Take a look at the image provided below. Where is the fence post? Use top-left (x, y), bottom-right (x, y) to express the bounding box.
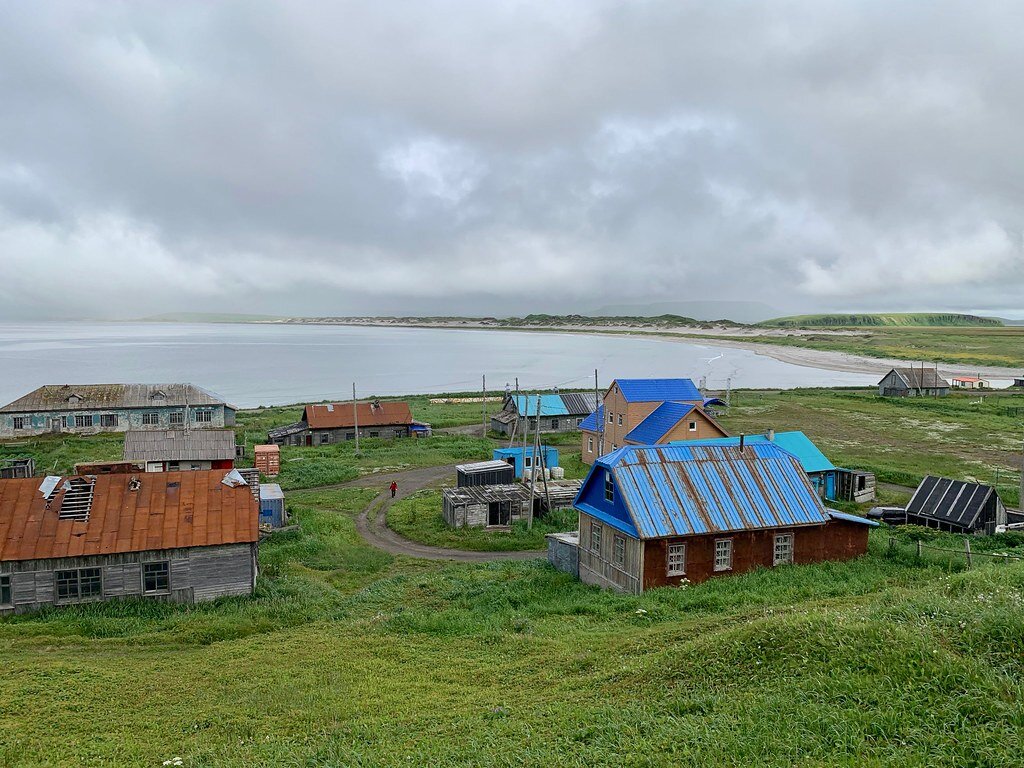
top-left (964, 537), bottom-right (972, 568)
top-left (916, 540), bottom-right (922, 559)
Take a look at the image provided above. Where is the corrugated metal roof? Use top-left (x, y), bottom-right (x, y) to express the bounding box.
top-left (0, 384), bottom-right (231, 413)
top-left (513, 395), bottom-right (569, 417)
top-left (304, 401), bottom-right (413, 429)
top-left (559, 392), bottom-right (598, 416)
top-left (614, 378), bottom-right (702, 403)
top-left (906, 476), bottom-right (996, 528)
top-left (0, 470), bottom-right (259, 562)
top-left (828, 509), bottom-right (880, 527)
top-left (625, 402), bottom-right (696, 444)
top-left (592, 444), bottom-right (831, 539)
top-left (456, 460), bottom-right (513, 473)
top-left (259, 483), bottom-right (284, 501)
top-left (674, 431), bottom-right (836, 474)
top-left (579, 406), bottom-right (604, 432)
top-left (888, 368), bottom-right (950, 389)
top-left (123, 429), bottom-right (237, 462)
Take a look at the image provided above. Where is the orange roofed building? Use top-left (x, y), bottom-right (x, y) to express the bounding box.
top-left (267, 399), bottom-right (426, 446)
top-left (0, 469), bottom-right (259, 613)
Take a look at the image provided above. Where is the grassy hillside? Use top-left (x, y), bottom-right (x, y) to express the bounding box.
top-left (760, 312), bottom-right (1003, 328)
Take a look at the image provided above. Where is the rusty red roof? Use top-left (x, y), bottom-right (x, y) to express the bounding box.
top-left (303, 401), bottom-right (413, 430)
top-left (0, 470), bottom-right (259, 562)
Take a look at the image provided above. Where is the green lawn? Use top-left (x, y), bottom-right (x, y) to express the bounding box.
top-left (2, 486), bottom-right (1024, 765)
top-left (718, 389), bottom-right (1024, 507)
top-left (388, 489), bottom-right (577, 551)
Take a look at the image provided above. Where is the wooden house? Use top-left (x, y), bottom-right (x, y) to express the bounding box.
top-left (579, 378), bottom-right (727, 465)
top-left (123, 429), bottom-right (237, 472)
top-left (905, 476), bottom-right (1006, 535)
top-left (0, 384), bottom-right (235, 438)
top-left (877, 368), bottom-right (950, 397)
top-left (442, 484), bottom-right (532, 529)
top-left (268, 400), bottom-right (417, 446)
top-left (0, 469), bottom-right (259, 613)
top-left (951, 376), bottom-right (990, 390)
top-left (571, 444), bottom-right (877, 593)
top-left (490, 393), bottom-right (598, 436)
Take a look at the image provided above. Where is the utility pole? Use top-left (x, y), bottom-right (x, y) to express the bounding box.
top-left (1019, 438), bottom-right (1024, 514)
top-left (352, 383), bottom-right (359, 454)
top-left (726, 377), bottom-right (732, 409)
top-left (482, 374), bottom-right (487, 436)
top-left (595, 369), bottom-right (603, 455)
top-left (508, 377), bottom-right (520, 449)
top-left (527, 394), bottom-right (541, 530)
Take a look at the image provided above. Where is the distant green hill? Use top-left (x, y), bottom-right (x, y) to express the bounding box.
top-left (759, 313), bottom-right (1003, 328)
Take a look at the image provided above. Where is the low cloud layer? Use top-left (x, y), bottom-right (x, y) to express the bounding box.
top-left (1, 1), bottom-right (1022, 320)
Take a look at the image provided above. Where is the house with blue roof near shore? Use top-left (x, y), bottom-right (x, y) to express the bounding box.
top-left (579, 378), bottom-right (728, 465)
top-left (490, 392), bottom-right (598, 437)
top-left (674, 430), bottom-right (876, 503)
top-left (567, 443), bottom-right (878, 593)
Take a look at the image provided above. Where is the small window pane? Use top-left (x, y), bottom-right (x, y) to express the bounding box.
top-left (590, 523), bottom-right (602, 552)
top-left (143, 561), bottom-right (170, 594)
top-left (169, 411), bottom-right (184, 425)
top-left (773, 534), bottom-right (794, 566)
top-left (667, 544), bottom-right (687, 576)
top-left (74, 415), bottom-right (93, 428)
top-left (142, 412), bottom-right (159, 425)
top-left (613, 535), bottom-right (625, 566)
top-left (604, 473), bottom-right (614, 502)
top-left (56, 569), bottom-right (79, 601)
top-left (714, 539), bottom-right (733, 572)
top-left (194, 410), bottom-right (213, 423)
top-left (12, 417), bottom-right (26, 430)
top-left (79, 568), bottom-right (102, 598)
top-left (0, 575), bottom-right (11, 606)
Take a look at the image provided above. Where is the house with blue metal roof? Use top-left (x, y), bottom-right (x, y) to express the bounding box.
top-left (570, 444), bottom-right (877, 593)
top-left (673, 431), bottom-right (876, 503)
top-left (579, 377), bottom-right (726, 466)
top-left (490, 392), bottom-right (598, 436)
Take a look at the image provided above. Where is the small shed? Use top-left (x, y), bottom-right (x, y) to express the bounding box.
top-left (546, 531), bottom-right (579, 577)
top-left (456, 460), bottom-right (516, 488)
top-left (259, 483), bottom-right (286, 528)
top-left (905, 476), bottom-right (1006, 535)
top-left (254, 444), bottom-right (280, 476)
top-left (1013, 376), bottom-right (1024, 388)
top-left (442, 484), bottom-right (532, 528)
top-left (951, 376), bottom-right (990, 389)
top-left (492, 446), bottom-right (559, 479)
top-left (0, 458), bottom-right (35, 479)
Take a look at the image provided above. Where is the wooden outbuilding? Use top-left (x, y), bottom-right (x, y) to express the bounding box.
top-left (254, 444), bottom-right (281, 476)
top-left (905, 476), bottom-right (1007, 535)
top-left (442, 484), bottom-right (532, 529)
top-left (0, 469), bottom-right (259, 613)
top-left (490, 393), bottom-right (598, 436)
top-left (878, 368), bottom-right (950, 397)
top-left (123, 428), bottom-right (237, 472)
top-left (570, 444), bottom-right (877, 593)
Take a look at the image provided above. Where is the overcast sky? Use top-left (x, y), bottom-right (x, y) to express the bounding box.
top-left (1, 1), bottom-right (1022, 321)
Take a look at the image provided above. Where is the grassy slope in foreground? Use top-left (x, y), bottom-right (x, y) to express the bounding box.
top-left (3, 484), bottom-right (1024, 765)
top-left (759, 312), bottom-right (1003, 328)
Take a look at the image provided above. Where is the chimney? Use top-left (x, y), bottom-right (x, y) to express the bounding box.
top-left (766, 429), bottom-right (775, 442)
top-left (739, 433), bottom-right (745, 452)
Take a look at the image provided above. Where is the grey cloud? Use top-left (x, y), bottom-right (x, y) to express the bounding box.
top-left (0, 1), bottom-right (1022, 320)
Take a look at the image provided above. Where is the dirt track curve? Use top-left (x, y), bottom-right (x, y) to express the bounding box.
top-left (343, 464), bottom-right (545, 562)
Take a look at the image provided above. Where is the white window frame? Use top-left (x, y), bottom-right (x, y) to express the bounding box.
top-left (773, 533), bottom-right (794, 566)
top-left (587, 436), bottom-right (594, 453)
top-left (194, 409), bottom-right (213, 424)
top-left (590, 522), bottom-right (602, 552)
top-left (99, 413), bottom-right (118, 427)
top-left (613, 535), bottom-right (625, 566)
top-left (74, 414), bottom-right (93, 428)
top-left (12, 416), bottom-right (26, 430)
top-left (169, 411), bottom-right (185, 425)
top-left (604, 472), bottom-right (614, 502)
top-left (688, 421), bottom-right (697, 432)
top-left (608, 412), bottom-right (614, 424)
top-left (667, 543), bottom-right (687, 576)
top-left (714, 538), bottom-right (733, 572)
top-left (617, 414), bottom-right (623, 426)
top-left (524, 455), bottom-right (532, 468)
top-left (142, 412), bottom-right (160, 426)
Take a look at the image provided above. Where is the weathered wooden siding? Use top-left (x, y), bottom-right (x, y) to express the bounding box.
top-left (279, 425), bottom-right (411, 445)
top-left (442, 494), bottom-right (530, 528)
top-left (577, 512), bottom-right (643, 594)
top-left (0, 543), bottom-right (256, 614)
top-left (0, 405), bottom-right (233, 438)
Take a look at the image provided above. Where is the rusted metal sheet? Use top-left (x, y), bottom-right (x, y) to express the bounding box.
top-left (612, 444), bottom-right (831, 538)
top-left (303, 401), bottom-right (413, 429)
top-left (0, 470), bottom-right (258, 562)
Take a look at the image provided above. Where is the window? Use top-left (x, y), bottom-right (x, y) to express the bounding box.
top-left (524, 455), bottom-right (532, 468)
top-left (576, 418), bottom-right (583, 427)
top-left (613, 535), bottom-right (625, 566)
top-left (142, 561), bottom-right (170, 594)
top-left (0, 575), bottom-right (11, 606)
top-left (773, 533), bottom-right (794, 566)
top-left (194, 409), bottom-right (213, 423)
top-left (142, 412), bottom-right (159, 426)
top-left (12, 417), bottom-right (26, 430)
top-left (345, 432), bottom-right (355, 440)
top-left (611, 443), bottom-right (617, 451)
top-left (587, 437), bottom-right (594, 453)
top-left (688, 421), bottom-right (697, 432)
top-left (551, 419), bottom-right (559, 429)
top-left (617, 414), bottom-right (623, 426)
top-left (590, 522), bottom-right (602, 552)
top-left (369, 431), bottom-right (380, 438)
top-left (604, 472), bottom-right (614, 502)
top-left (99, 414), bottom-right (117, 427)
top-left (55, 568), bottom-right (102, 602)
top-left (168, 462), bottom-right (180, 471)
top-left (608, 412), bottom-right (614, 424)
top-left (61, 416), bottom-right (68, 429)
top-left (319, 433), bottom-right (330, 445)
top-left (714, 539), bottom-right (733, 572)
top-left (74, 414), bottom-right (93, 428)
top-left (667, 543), bottom-right (687, 576)
top-left (169, 411), bottom-right (184, 426)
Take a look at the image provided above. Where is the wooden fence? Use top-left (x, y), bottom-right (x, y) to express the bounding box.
top-left (889, 536), bottom-right (1024, 569)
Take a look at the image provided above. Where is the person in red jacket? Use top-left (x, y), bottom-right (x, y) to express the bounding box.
top-left (389, 481), bottom-right (398, 498)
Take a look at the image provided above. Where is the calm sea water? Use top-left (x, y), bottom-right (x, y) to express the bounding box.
top-left (0, 322), bottom-right (877, 408)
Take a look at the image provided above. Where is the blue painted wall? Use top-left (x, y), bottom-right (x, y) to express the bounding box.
top-left (492, 446), bottom-right (560, 478)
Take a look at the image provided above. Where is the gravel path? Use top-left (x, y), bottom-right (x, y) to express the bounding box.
top-left (345, 464), bottom-right (545, 562)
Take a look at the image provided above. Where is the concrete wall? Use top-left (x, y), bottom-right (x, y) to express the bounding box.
top-left (0, 543), bottom-right (257, 614)
top-left (0, 405), bottom-right (233, 438)
top-left (546, 533), bottom-right (579, 577)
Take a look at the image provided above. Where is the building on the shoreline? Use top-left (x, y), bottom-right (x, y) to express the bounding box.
top-left (1013, 376), bottom-right (1024, 388)
top-left (490, 392), bottom-right (598, 436)
top-left (579, 378), bottom-right (727, 465)
top-left (564, 444), bottom-right (877, 593)
top-left (904, 476), bottom-right (1007, 535)
top-left (123, 429), bottom-right (238, 472)
top-left (951, 376), bottom-right (990, 390)
top-left (877, 368), bottom-right (950, 397)
top-left (0, 469), bottom-right (259, 614)
top-left (673, 430), bottom-right (875, 503)
top-left (267, 400), bottom-right (420, 445)
top-left (0, 384), bottom-right (235, 438)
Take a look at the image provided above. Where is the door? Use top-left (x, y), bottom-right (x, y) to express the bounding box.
top-left (305, 434), bottom-right (313, 446)
top-left (488, 501), bottom-right (511, 526)
top-left (825, 472), bottom-right (836, 501)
